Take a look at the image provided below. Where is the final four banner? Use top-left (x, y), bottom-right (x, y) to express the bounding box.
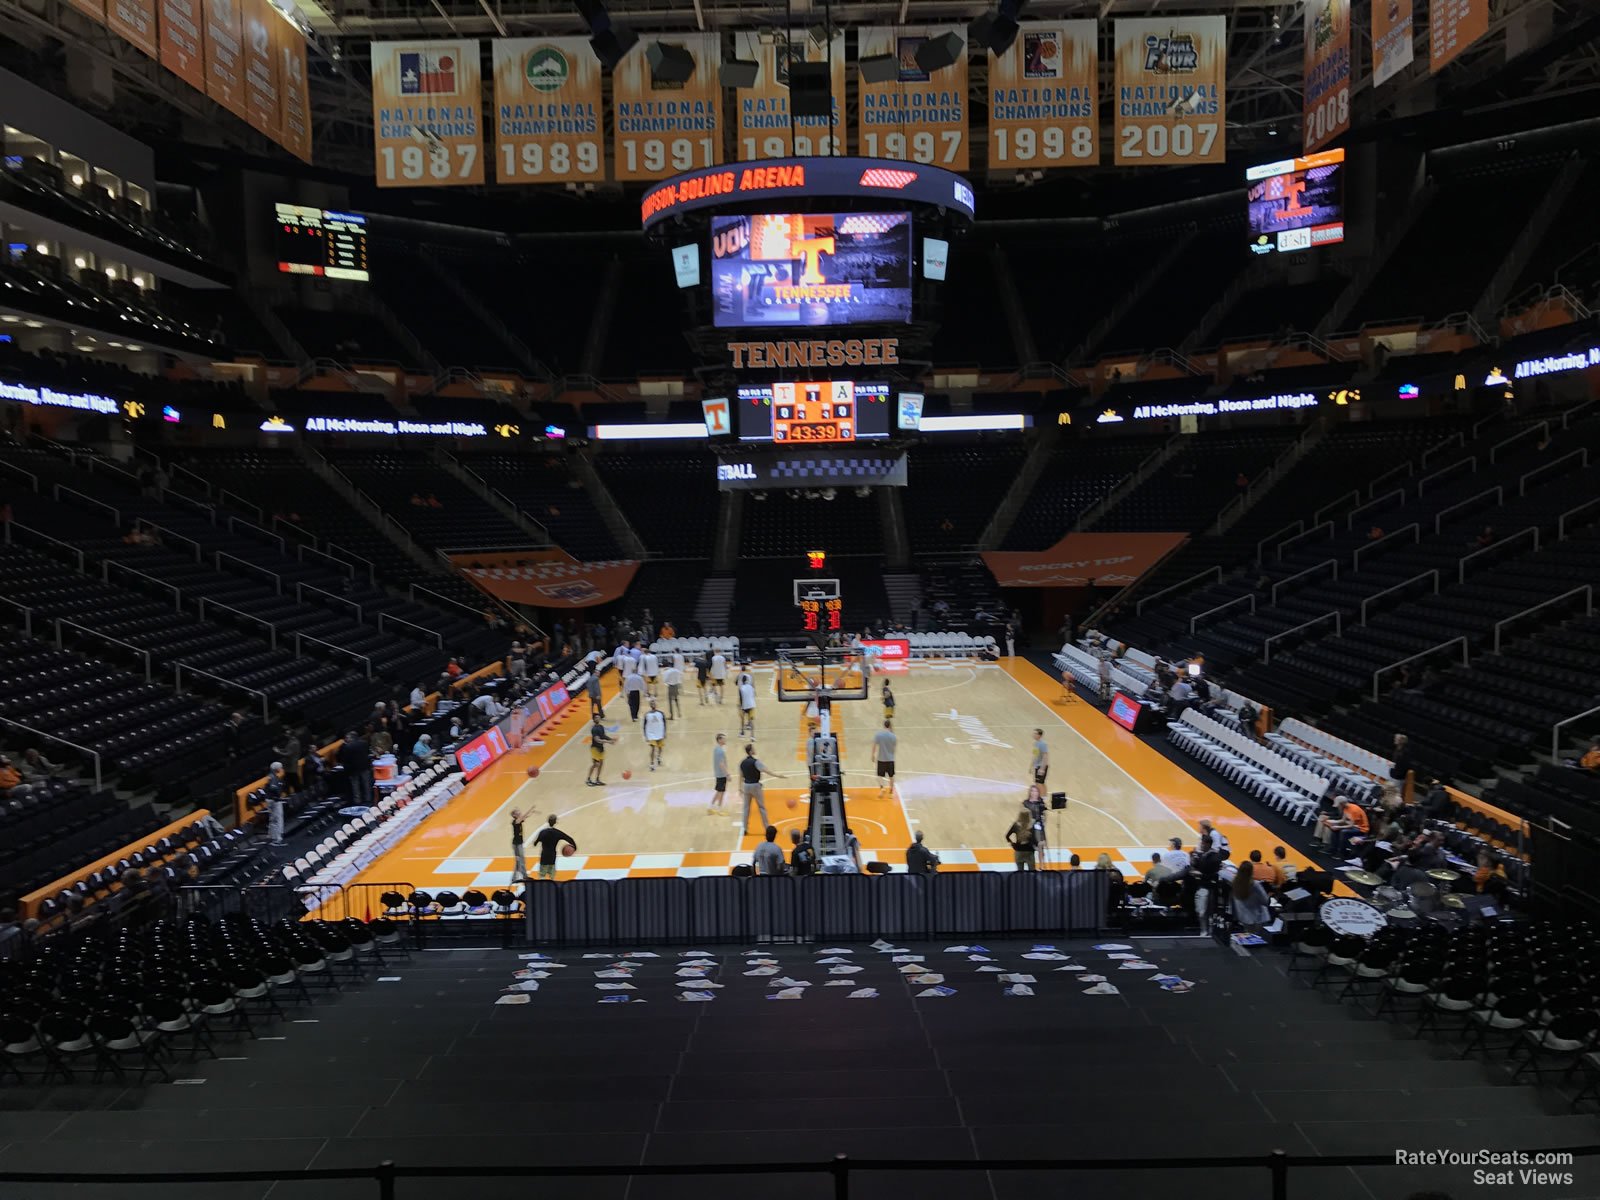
top-left (1112, 17), bottom-right (1227, 167)
top-left (855, 26), bottom-right (969, 171)
top-left (492, 37), bottom-right (604, 184)
top-left (371, 39), bottom-right (485, 187)
top-left (612, 32), bottom-right (722, 182)
top-left (1302, 0), bottom-right (1350, 152)
top-left (987, 21), bottom-right (1098, 171)
top-left (731, 31), bottom-right (846, 161)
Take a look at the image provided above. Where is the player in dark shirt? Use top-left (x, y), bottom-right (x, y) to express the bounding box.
top-left (532, 814), bottom-right (575, 881)
top-left (510, 809), bottom-right (529, 883)
top-left (586, 717), bottom-right (616, 787)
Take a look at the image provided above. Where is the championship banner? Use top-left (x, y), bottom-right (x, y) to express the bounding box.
top-left (987, 20), bottom-right (1098, 170)
top-left (450, 549), bottom-right (641, 608)
top-left (1430, 0), bottom-right (1489, 73)
top-left (982, 532), bottom-right (1189, 588)
top-left (204, 0), bottom-right (247, 119)
top-left (856, 26), bottom-right (969, 170)
top-left (158, 0), bottom-right (205, 89)
top-left (278, 16), bottom-right (312, 161)
top-left (371, 39), bottom-right (485, 187)
top-left (491, 37), bottom-right (604, 184)
top-left (1372, 0), bottom-right (1414, 87)
top-left (1112, 17), bottom-right (1226, 166)
top-left (732, 31), bottom-right (846, 161)
top-left (107, 0), bottom-right (158, 59)
top-left (612, 32), bottom-right (722, 181)
top-left (241, 0), bottom-right (280, 140)
top-left (1302, 0), bottom-right (1350, 152)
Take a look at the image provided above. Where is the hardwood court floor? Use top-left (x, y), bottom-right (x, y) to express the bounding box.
top-left (342, 658), bottom-right (1305, 895)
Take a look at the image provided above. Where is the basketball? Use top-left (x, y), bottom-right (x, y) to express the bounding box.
top-left (622, 769), bottom-right (632, 780)
top-left (786, 795), bottom-right (798, 810)
top-left (526, 766), bottom-right (540, 778)
top-left (560, 843), bottom-right (574, 857)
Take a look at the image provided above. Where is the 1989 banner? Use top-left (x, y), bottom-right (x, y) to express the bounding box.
top-left (492, 37), bottom-right (603, 183)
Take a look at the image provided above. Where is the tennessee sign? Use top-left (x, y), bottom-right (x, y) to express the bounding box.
top-left (726, 338), bottom-right (900, 369)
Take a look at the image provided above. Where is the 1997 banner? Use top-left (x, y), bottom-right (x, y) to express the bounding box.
top-left (855, 25), bottom-right (969, 170)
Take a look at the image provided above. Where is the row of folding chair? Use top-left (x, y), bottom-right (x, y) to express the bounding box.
top-left (1168, 710), bottom-right (1328, 824)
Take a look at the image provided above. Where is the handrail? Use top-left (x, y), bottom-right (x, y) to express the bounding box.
top-left (56, 618), bottom-right (152, 683)
top-left (412, 582), bottom-right (490, 621)
top-left (174, 662), bottom-right (270, 721)
top-left (1552, 704), bottom-right (1600, 762)
top-left (1275, 520), bottom-right (1333, 562)
top-left (0, 458), bottom-right (39, 491)
top-left (1488, 420), bottom-right (1548, 464)
top-left (168, 461), bottom-right (213, 498)
top-left (1345, 487), bottom-right (1405, 532)
top-left (1366, 459), bottom-right (1414, 496)
top-left (1418, 431), bottom-right (1465, 469)
top-left (215, 550), bottom-right (283, 595)
top-left (1188, 594), bottom-right (1254, 634)
top-left (1519, 447), bottom-right (1588, 496)
top-left (137, 520), bottom-right (202, 562)
top-left (383, 511), bottom-right (416, 546)
top-left (4, 520), bottom-right (85, 570)
top-left (1558, 496), bottom-right (1600, 541)
top-left (1352, 523), bottom-right (1419, 569)
top-left (378, 611), bottom-right (444, 648)
top-left (219, 489), bottom-right (263, 521)
top-left (103, 559), bottom-right (182, 611)
top-left (1253, 520), bottom-right (1303, 565)
top-left (1433, 484), bottom-right (1505, 534)
top-left (273, 516), bottom-right (317, 547)
top-left (294, 631), bottom-right (373, 679)
top-left (161, 487), bottom-right (215, 521)
top-left (84, 454), bottom-right (140, 487)
top-left (1559, 395), bottom-right (1598, 429)
top-left (0, 594), bottom-right (34, 637)
top-left (1470, 410), bottom-right (1502, 439)
top-left (295, 581), bottom-right (363, 620)
top-left (1372, 636), bottom-right (1469, 701)
top-left (325, 542), bottom-right (377, 583)
top-left (1270, 558), bottom-right (1338, 606)
top-left (1360, 569), bottom-right (1440, 625)
top-left (0, 717), bottom-right (100, 790)
top-left (1262, 610), bottom-right (1341, 664)
top-left (1494, 585), bottom-right (1593, 654)
top-left (1312, 491), bottom-right (1359, 525)
top-left (1416, 456), bottom-right (1475, 495)
top-left (197, 598), bottom-right (278, 649)
top-left (50, 483), bottom-right (119, 526)
top-left (226, 515), bottom-right (285, 554)
top-left (1459, 526), bottom-right (1538, 583)
top-left (1134, 566), bottom-right (1222, 615)
top-left (297, 543), bottom-right (355, 578)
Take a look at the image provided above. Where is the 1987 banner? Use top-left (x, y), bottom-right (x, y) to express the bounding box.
top-left (492, 37), bottom-right (603, 183)
top-left (987, 20), bottom-right (1098, 170)
top-left (371, 39), bottom-right (485, 187)
top-left (612, 32), bottom-right (722, 181)
top-left (855, 25), bottom-right (969, 170)
top-left (1113, 17), bottom-right (1226, 166)
top-left (732, 31), bottom-right (846, 161)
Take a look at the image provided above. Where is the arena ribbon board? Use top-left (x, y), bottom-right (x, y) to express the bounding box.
top-left (986, 21), bottom-right (1099, 171)
top-left (1112, 17), bottom-right (1227, 167)
top-left (204, 0), bottom-right (248, 119)
top-left (732, 31), bottom-right (846, 161)
top-left (242, 0), bottom-right (281, 142)
top-left (492, 37), bottom-right (604, 184)
top-left (1429, 0), bottom-right (1488, 74)
top-left (278, 16), bottom-right (312, 162)
top-left (449, 549), bottom-right (641, 608)
top-left (1371, 0), bottom-right (1414, 87)
top-left (612, 32), bottom-right (723, 182)
top-left (981, 531), bottom-right (1189, 588)
top-left (158, 0), bottom-right (206, 90)
top-left (1302, 0), bottom-right (1350, 152)
top-left (855, 25), bottom-right (970, 171)
top-left (371, 39), bottom-right (486, 187)
top-left (107, 0), bottom-right (158, 59)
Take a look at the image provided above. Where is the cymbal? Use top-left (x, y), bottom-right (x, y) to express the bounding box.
top-left (1426, 869), bottom-right (1461, 882)
top-left (1346, 869), bottom-right (1383, 886)
top-left (1442, 893), bottom-right (1466, 908)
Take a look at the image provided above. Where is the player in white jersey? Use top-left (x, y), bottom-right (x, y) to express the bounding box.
top-left (642, 699), bottom-right (667, 770)
top-left (662, 662), bottom-right (684, 718)
top-left (640, 649), bottom-right (660, 698)
top-left (709, 651), bottom-right (728, 704)
top-left (737, 675), bottom-right (758, 737)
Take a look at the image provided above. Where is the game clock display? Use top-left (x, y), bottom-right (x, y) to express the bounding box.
top-left (737, 381), bottom-right (891, 443)
top-left (801, 596), bottom-right (843, 633)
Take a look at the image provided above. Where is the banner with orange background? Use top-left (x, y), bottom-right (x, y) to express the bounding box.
top-left (449, 548), bottom-right (640, 608)
top-left (982, 531), bottom-right (1189, 588)
top-left (987, 20), bottom-right (1098, 171)
top-left (1430, 0), bottom-right (1489, 73)
top-left (241, 0), bottom-right (280, 140)
top-left (1302, 0), bottom-right (1350, 152)
top-left (277, 12), bottom-right (312, 161)
top-left (1112, 17), bottom-right (1226, 166)
top-left (492, 37), bottom-right (604, 184)
top-left (107, 0), bottom-right (158, 58)
top-left (371, 39), bottom-right (486, 188)
top-left (732, 30), bottom-right (846, 162)
top-left (204, 0), bottom-right (247, 118)
top-left (612, 32), bottom-right (722, 182)
top-left (158, 0), bottom-right (205, 88)
top-left (1372, 0), bottom-right (1414, 87)
top-left (855, 25), bottom-right (969, 171)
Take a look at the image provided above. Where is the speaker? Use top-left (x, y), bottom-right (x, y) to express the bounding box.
top-left (589, 27), bottom-right (637, 69)
top-left (913, 30), bottom-right (965, 73)
top-left (720, 58), bottom-right (760, 88)
top-left (1049, 792), bottom-right (1068, 811)
top-left (787, 60), bottom-right (831, 118)
top-left (858, 53), bottom-right (897, 84)
top-left (969, 12), bottom-right (1020, 54)
top-left (646, 41), bottom-right (695, 85)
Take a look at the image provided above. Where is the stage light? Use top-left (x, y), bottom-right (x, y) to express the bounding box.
top-left (788, 61), bottom-right (831, 118)
top-left (646, 41), bottom-right (695, 86)
top-left (576, 0), bottom-right (637, 69)
top-left (721, 58), bottom-right (759, 88)
top-left (914, 31), bottom-right (965, 74)
top-left (858, 53), bottom-right (897, 83)
top-left (970, 0), bottom-right (1028, 55)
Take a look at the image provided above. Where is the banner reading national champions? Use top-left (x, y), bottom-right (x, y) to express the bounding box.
top-left (732, 31), bottom-right (847, 161)
top-left (612, 31), bottom-right (724, 182)
top-left (371, 39), bottom-right (486, 187)
top-left (855, 25), bottom-right (970, 171)
top-left (987, 21), bottom-right (1099, 169)
top-left (1302, 0), bottom-right (1350, 153)
top-left (1112, 16), bottom-right (1227, 166)
top-left (492, 37), bottom-right (604, 183)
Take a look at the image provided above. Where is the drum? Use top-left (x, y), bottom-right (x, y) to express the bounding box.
top-left (1319, 897), bottom-right (1388, 937)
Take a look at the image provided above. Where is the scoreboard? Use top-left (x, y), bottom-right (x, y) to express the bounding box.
top-left (800, 595), bottom-right (843, 633)
top-left (275, 204), bottom-right (370, 281)
top-left (737, 381), bottom-right (891, 443)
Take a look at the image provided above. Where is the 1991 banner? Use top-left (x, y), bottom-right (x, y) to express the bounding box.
top-left (1113, 17), bottom-right (1227, 166)
top-left (612, 32), bottom-right (722, 181)
top-left (987, 20), bottom-right (1098, 170)
top-left (492, 37), bottom-right (603, 183)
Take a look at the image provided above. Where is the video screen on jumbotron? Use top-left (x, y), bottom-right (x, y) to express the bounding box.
top-left (736, 381), bottom-right (892, 443)
top-left (711, 212), bottom-right (913, 328)
top-left (1245, 148), bottom-right (1346, 256)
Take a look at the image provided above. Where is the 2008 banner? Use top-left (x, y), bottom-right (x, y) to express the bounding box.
top-left (612, 32), bottom-right (723, 181)
top-left (1112, 16), bottom-right (1226, 166)
top-left (731, 30), bottom-right (846, 161)
top-left (371, 39), bottom-right (485, 187)
top-left (492, 37), bottom-right (604, 183)
top-left (1302, 0), bottom-right (1350, 152)
top-left (987, 20), bottom-right (1098, 170)
top-left (855, 25), bottom-right (969, 170)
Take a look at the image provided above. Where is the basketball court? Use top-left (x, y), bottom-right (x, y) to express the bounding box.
top-left (337, 651), bottom-right (1296, 896)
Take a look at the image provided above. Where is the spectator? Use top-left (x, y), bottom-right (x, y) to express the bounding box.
top-left (263, 761), bottom-right (287, 846)
top-left (1231, 861), bottom-right (1271, 932)
top-left (409, 683), bottom-right (428, 709)
top-left (411, 733), bottom-right (435, 762)
top-left (1144, 852), bottom-right (1178, 888)
top-left (370, 720), bottom-right (394, 758)
top-left (273, 726), bottom-right (303, 788)
top-left (1473, 849), bottom-right (1507, 897)
top-left (1475, 524), bottom-right (1495, 548)
top-left (1390, 734), bottom-right (1413, 785)
top-left (18, 748), bottom-right (60, 781)
top-left (1162, 837), bottom-right (1190, 875)
top-left (1273, 844), bottom-right (1298, 884)
top-left (0, 756), bottom-right (19, 793)
top-left (1196, 818), bottom-right (1229, 856)
top-left (845, 826), bottom-right (862, 872)
top-left (1315, 795), bottom-right (1369, 856)
top-left (905, 830), bottom-right (940, 874)
top-left (1581, 740), bottom-right (1600, 771)
top-left (1251, 848), bottom-right (1285, 890)
top-left (339, 729), bottom-right (373, 805)
top-left (1007, 810), bottom-right (1038, 871)
top-left (752, 826), bottom-right (787, 876)
top-left (789, 828), bottom-right (816, 876)
top-left (224, 710), bottom-right (247, 760)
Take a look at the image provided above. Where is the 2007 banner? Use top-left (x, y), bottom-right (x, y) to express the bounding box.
top-left (371, 39), bottom-right (485, 187)
top-left (1112, 16), bottom-right (1226, 166)
top-left (492, 37), bottom-right (603, 183)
